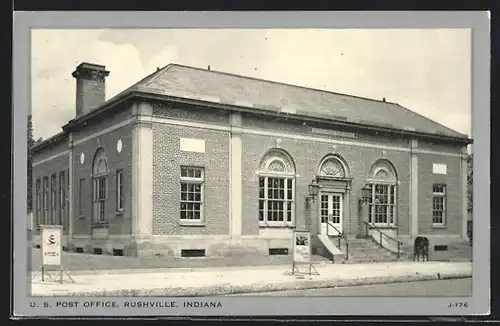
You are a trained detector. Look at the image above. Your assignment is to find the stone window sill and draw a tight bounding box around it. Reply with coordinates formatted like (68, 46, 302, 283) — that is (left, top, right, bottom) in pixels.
(259, 222, 295, 228)
(179, 220, 205, 227)
(116, 210, 124, 217)
(368, 224, 398, 230)
(432, 224, 447, 229)
(78, 215, 85, 220)
(92, 222, 109, 228)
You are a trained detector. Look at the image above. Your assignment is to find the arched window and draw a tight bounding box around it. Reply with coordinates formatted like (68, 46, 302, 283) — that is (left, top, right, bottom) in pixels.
(367, 160, 397, 226)
(92, 148, 108, 223)
(258, 149, 296, 226)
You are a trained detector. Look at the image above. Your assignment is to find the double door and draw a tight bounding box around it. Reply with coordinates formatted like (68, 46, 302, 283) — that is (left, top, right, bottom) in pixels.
(320, 193, 343, 236)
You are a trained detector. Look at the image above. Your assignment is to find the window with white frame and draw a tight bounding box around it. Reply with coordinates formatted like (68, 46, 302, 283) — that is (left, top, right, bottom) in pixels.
(78, 178, 85, 217)
(180, 166, 204, 221)
(432, 184, 446, 226)
(42, 177, 48, 225)
(116, 170, 124, 212)
(59, 171, 65, 227)
(50, 174, 57, 225)
(35, 179, 41, 229)
(367, 160, 398, 226)
(258, 149, 295, 226)
(92, 148, 108, 223)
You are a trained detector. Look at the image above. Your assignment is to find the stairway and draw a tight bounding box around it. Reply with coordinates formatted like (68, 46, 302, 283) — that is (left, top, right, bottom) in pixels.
(336, 237, 403, 264)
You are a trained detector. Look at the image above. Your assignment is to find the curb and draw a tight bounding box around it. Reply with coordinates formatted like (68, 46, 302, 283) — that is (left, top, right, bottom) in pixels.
(29, 261, 333, 276)
(33, 270, 472, 297)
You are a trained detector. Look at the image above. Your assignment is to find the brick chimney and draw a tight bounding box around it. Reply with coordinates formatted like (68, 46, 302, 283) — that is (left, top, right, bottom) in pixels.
(72, 63, 110, 117)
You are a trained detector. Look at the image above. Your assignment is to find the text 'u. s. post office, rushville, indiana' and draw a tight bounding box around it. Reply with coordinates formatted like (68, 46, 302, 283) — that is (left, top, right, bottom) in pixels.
(30, 62, 472, 264)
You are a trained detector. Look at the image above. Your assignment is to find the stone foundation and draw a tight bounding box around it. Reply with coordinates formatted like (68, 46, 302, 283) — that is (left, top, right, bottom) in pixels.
(33, 233, 295, 258)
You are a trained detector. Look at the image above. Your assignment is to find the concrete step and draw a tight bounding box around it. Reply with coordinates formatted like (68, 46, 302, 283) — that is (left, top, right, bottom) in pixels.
(334, 238, 406, 264)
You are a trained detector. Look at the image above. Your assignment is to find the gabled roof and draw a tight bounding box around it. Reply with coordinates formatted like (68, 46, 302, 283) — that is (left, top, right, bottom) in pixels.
(113, 63, 467, 139)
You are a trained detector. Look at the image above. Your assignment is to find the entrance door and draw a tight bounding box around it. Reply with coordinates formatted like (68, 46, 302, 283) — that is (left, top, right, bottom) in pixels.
(320, 193, 343, 236)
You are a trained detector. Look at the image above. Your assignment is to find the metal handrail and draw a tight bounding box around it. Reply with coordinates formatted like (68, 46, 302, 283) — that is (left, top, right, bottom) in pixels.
(363, 221, 403, 258)
(326, 221, 349, 261)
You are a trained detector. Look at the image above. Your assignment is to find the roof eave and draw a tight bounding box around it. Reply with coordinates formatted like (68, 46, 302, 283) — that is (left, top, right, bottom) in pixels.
(31, 131, 68, 155)
(62, 89, 136, 133)
(131, 91, 472, 145)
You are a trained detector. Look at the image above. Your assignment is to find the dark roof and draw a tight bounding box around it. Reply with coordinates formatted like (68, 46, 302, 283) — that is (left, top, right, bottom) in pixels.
(113, 63, 467, 139)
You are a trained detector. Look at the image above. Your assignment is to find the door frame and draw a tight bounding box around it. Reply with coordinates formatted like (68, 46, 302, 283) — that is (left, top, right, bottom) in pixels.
(318, 189, 347, 234)
(315, 179, 351, 236)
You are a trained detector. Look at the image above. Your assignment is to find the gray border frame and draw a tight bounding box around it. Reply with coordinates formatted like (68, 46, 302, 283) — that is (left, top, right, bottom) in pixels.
(12, 11, 490, 316)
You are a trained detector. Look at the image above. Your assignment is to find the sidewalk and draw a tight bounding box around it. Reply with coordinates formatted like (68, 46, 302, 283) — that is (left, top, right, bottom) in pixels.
(30, 261, 472, 297)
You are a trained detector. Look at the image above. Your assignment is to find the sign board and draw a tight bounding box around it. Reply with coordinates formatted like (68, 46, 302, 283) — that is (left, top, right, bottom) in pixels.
(41, 225, 62, 266)
(293, 230, 311, 264)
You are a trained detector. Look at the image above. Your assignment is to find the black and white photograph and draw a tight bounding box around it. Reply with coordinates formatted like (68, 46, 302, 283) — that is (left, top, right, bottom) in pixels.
(13, 11, 490, 317)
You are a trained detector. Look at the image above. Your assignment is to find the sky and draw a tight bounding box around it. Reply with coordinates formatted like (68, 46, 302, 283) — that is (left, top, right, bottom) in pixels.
(31, 29, 471, 141)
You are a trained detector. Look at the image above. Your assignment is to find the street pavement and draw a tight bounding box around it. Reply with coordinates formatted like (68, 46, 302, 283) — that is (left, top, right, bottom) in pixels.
(227, 278, 472, 296)
(30, 261, 472, 297)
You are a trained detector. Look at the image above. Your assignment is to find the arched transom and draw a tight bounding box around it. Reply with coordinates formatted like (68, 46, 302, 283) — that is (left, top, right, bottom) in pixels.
(92, 148, 108, 176)
(259, 149, 295, 173)
(318, 157, 346, 178)
(369, 160, 397, 182)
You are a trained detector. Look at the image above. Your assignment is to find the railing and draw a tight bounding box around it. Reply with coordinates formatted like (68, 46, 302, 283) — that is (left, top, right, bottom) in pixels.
(326, 221, 349, 261)
(363, 221, 403, 258)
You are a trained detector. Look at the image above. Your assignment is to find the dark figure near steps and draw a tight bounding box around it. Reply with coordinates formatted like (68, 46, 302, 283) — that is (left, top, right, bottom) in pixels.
(413, 236, 429, 262)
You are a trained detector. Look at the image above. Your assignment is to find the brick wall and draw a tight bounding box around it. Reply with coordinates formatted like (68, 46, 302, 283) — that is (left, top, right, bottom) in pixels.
(240, 114, 411, 238)
(152, 102, 230, 125)
(152, 122, 230, 236)
(72, 122, 134, 239)
(76, 78, 106, 117)
(72, 107, 133, 143)
(32, 153, 69, 235)
(33, 136, 68, 162)
(417, 139, 463, 154)
(417, 153, 463, 235)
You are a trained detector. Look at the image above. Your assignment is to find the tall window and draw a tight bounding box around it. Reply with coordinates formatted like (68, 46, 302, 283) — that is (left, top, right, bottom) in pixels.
(180, 166, 204, 221)
(59, 171, 65, 227)
(42, 177, 48, 225)
(367, 160, 398, 226)
(35, 179, 41, 229)
(78, 178, 85, 216)
(432, 184, 447, 226)
(258, 149, 295, 226)
(92, 148, 108, 223)
(116, 169, 124, 211)
(50, 174, 57, 225)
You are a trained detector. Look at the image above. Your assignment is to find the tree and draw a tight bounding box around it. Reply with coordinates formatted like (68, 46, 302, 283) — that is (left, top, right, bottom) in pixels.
(27, 115, 34, 213)
(467, 153, 473, 211)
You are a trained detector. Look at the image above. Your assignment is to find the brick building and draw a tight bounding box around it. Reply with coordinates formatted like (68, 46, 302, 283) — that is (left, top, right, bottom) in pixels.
(31, 62, 472, 260)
